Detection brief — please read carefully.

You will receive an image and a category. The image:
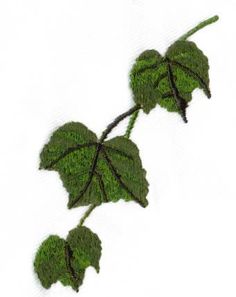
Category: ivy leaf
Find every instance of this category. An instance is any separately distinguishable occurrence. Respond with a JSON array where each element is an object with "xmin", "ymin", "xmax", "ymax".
[
  {"xmin": 34, "ymin": 226, "xmax": 101, "ymax": 292},
  {"xmin": 33, "ymin": 235, "xmax": 85, "ymax": 291},
  {"xmin": 67, "ymin": 226, "xmax": 102, "ymax": 273},
  {"xmin": 130, "ymin": 40, "xmax": 210, "ymax": 122},
  {"xmin": 40, "ymin": 122, "xmax": 149, "ymax": 209}
]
